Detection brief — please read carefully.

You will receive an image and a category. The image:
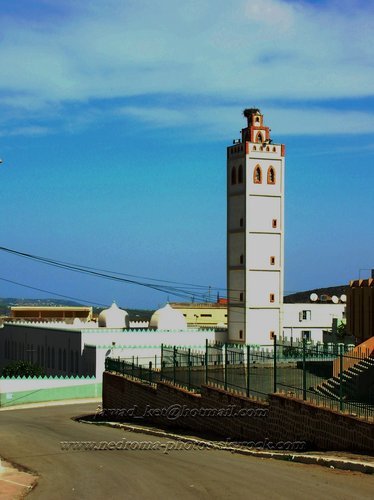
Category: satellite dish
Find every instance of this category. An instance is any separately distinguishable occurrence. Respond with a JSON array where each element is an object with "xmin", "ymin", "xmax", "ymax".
[
  {"xmin": 332, "ymin": 295, "xmax": 339, "ymax": 304},
  {"xmin": 340, "ymin": 294, "xmax": 347, "ymax": 303},
  {"xmin": 310, "ymin": 293, "xmax": 318, "ymax": 302}
]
